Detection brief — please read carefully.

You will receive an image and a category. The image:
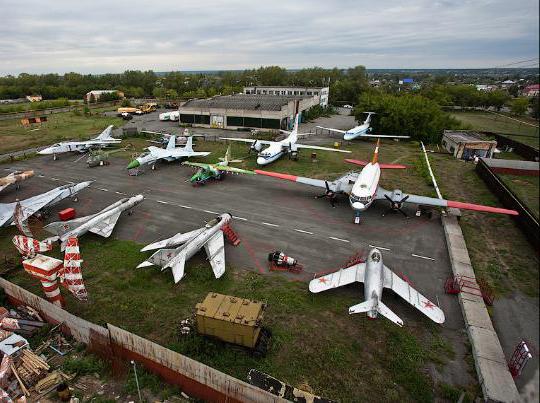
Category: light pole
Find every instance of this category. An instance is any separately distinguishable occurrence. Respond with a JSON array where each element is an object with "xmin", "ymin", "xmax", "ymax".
[{"xmin": 131, "ymin": 360, "xmax": 143, "ymax": 403}]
